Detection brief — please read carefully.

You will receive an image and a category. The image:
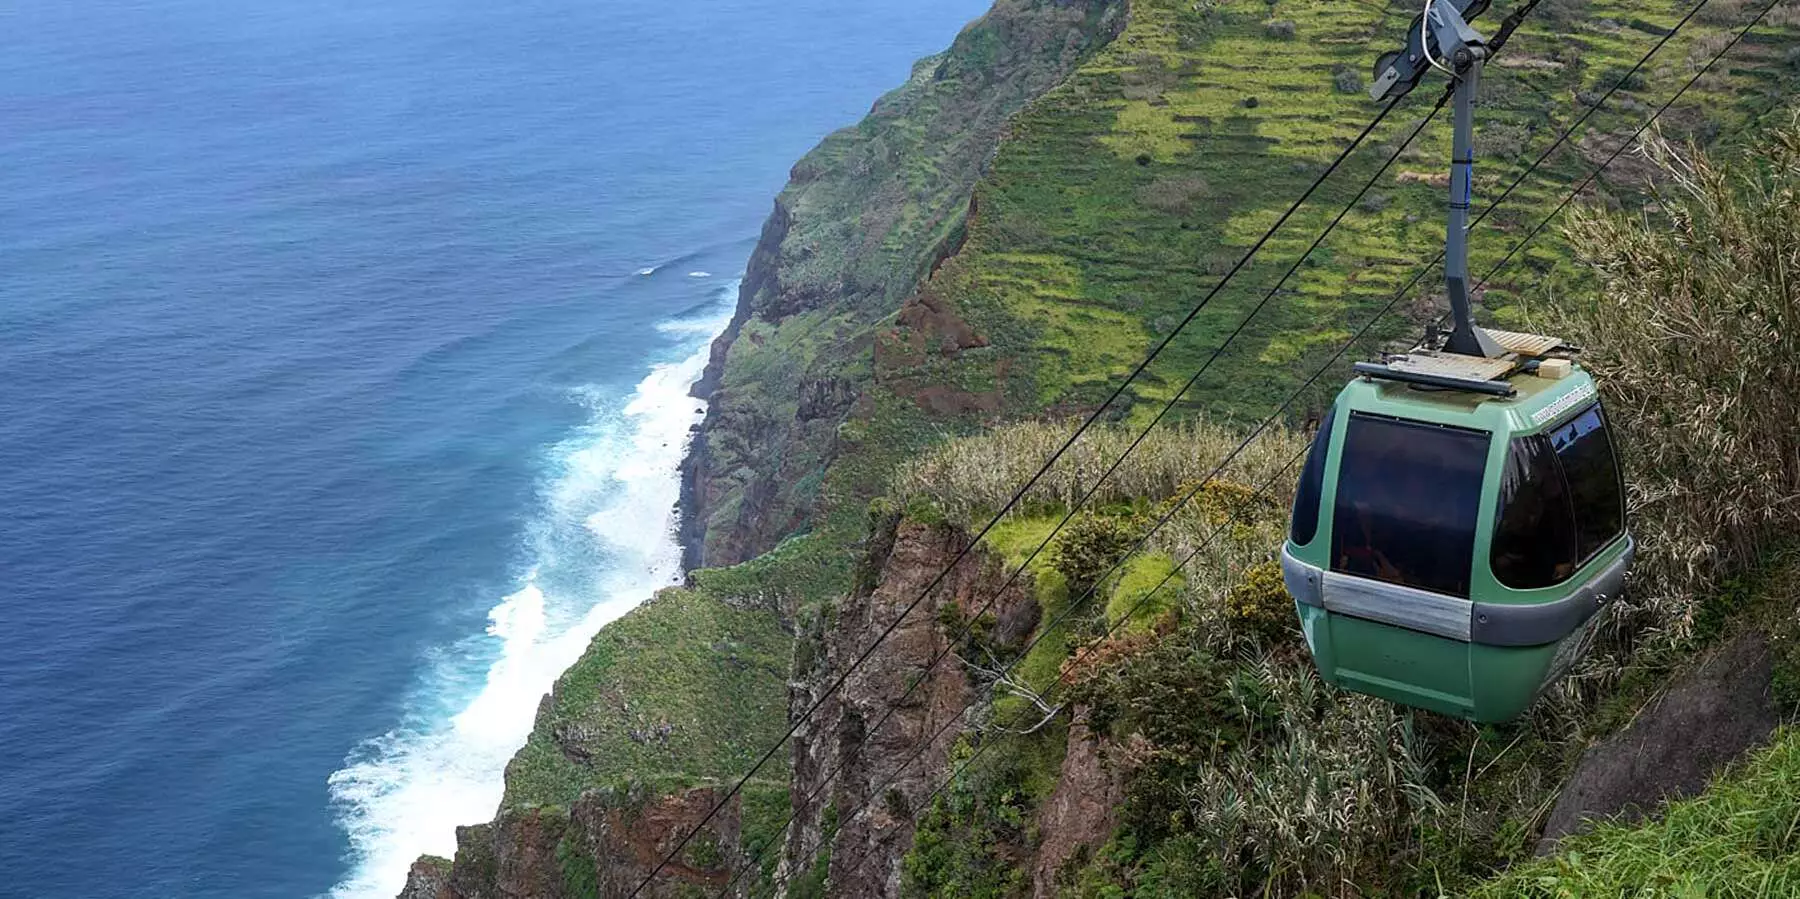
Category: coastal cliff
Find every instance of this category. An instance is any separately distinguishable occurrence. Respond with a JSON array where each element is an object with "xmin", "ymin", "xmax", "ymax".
[
  {"xmin": 679, "ymin": 0, "xmax": 1127, "ymax": 570},
  {"xmin": 407, "ymin": 0, "xmax": 1800, "ymax": 896}
]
